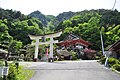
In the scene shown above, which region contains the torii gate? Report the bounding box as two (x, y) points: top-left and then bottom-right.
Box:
(29, 32), (62, 62)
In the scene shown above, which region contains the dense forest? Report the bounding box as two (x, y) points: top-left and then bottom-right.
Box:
(0, 8), (120, 54)
(29, 9), (120, 50)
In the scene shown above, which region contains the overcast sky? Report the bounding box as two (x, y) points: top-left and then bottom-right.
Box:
(0, 0), (119, 16)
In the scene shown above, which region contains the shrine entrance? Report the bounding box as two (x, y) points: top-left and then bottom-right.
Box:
(29, 32), (62, 62)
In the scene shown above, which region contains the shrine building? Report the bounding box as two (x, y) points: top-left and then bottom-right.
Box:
(57, 33), (96, 58)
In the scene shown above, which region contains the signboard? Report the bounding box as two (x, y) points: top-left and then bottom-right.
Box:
(0, 67), (9, 76)
(3, 67), (9, 75)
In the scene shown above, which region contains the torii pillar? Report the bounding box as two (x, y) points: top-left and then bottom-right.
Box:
(29, 32), (62, 62)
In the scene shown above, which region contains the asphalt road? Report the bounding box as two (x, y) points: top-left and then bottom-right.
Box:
(25, 60), (120, 80)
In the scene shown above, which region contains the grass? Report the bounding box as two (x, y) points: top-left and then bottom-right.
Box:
(22, 69), (35, 80)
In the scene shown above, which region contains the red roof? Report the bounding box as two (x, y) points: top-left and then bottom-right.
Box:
(58, 39), (92, 47)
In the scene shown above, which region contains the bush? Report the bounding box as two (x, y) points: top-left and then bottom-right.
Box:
(108, 58), (119, 67)
(7, 62), (34, 80)
(99, 57), (120, 72)
(96, 52), (102, 59)
(7, 63), (24, 80)
(118, 58), (120, 62)
(112, 64), (120, 71)
(99, 56), (106, 64)
(71, 51), (77, 60)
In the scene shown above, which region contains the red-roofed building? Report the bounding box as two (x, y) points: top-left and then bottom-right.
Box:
(57, 33), (96, 59)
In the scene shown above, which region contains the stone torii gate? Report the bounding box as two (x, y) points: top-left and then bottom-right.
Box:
(29, 32), (62, 62)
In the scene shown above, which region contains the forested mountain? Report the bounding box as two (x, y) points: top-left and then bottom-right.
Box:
(29, 11), (75, 30)
(0, 7), (120, 52)
(55, 9), (120, 50)
(29, 11), (48, 26)
(0, 8), (45, 53)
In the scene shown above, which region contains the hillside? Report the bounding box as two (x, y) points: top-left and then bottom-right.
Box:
(0, 7), (120, 51)
(30, 9), (120, 50)
(0, 8), (44, 50)
(29, 11), (75, 29)
(55, 9), (120, 50)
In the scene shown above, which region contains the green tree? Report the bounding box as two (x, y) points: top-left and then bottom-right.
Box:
(8, 40), (23, 54)
(105, 25), (120, 46)
(8, 19), (43, 45)
(0, 20), (13, 49)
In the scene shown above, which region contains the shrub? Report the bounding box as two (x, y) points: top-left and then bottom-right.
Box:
(99, 57), (120, 72)
(96, 52), (102, 59)
(71, 51), (77, 60)
(118, 58), (120, 62)
(7, 63), (23, 80)
(112, 64), (120, 71)
(99, 56), (106, 64)
(7, 62), (34, 80)
(108, 58), (119, 67)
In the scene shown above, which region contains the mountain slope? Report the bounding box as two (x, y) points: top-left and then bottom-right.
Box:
(29, 11), (75, 28)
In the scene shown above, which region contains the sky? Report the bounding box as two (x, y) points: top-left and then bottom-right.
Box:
(0, 0), (120, 16)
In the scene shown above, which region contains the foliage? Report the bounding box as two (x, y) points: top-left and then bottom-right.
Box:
(8, 40), (23, 54)
(29, 10), (48, 26)
(99, 57), (120, 72)
(105, 25), (120, 46)
(8, 18), (43, 45)
(7, 63), (23, 80)
(7, 63), (34, 80)
(99, 9), (120, 31)
(112, 64), (120, 71)
(95, 51), (103, 59)
(119, 58), (120, 62)
(0, 8), (45, 46)
(99, 56), (106, 64)
(54, 9), (120, 50)
(1, 7), (120, 53)
(70, 51), (77, 60)
(0, 20), (13, 49)
(100, 57), (119, 66)
(0, 8), (30, 21)
(108, 58), (119, 67)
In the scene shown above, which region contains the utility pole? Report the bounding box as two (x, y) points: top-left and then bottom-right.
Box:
(100, 29), (105, 56)
(102, 0), (117, 67)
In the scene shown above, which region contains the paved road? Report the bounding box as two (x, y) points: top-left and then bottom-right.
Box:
(25, 60), (120, 80)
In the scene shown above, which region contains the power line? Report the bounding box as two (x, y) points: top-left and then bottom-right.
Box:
(112, 0), (117, 10)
